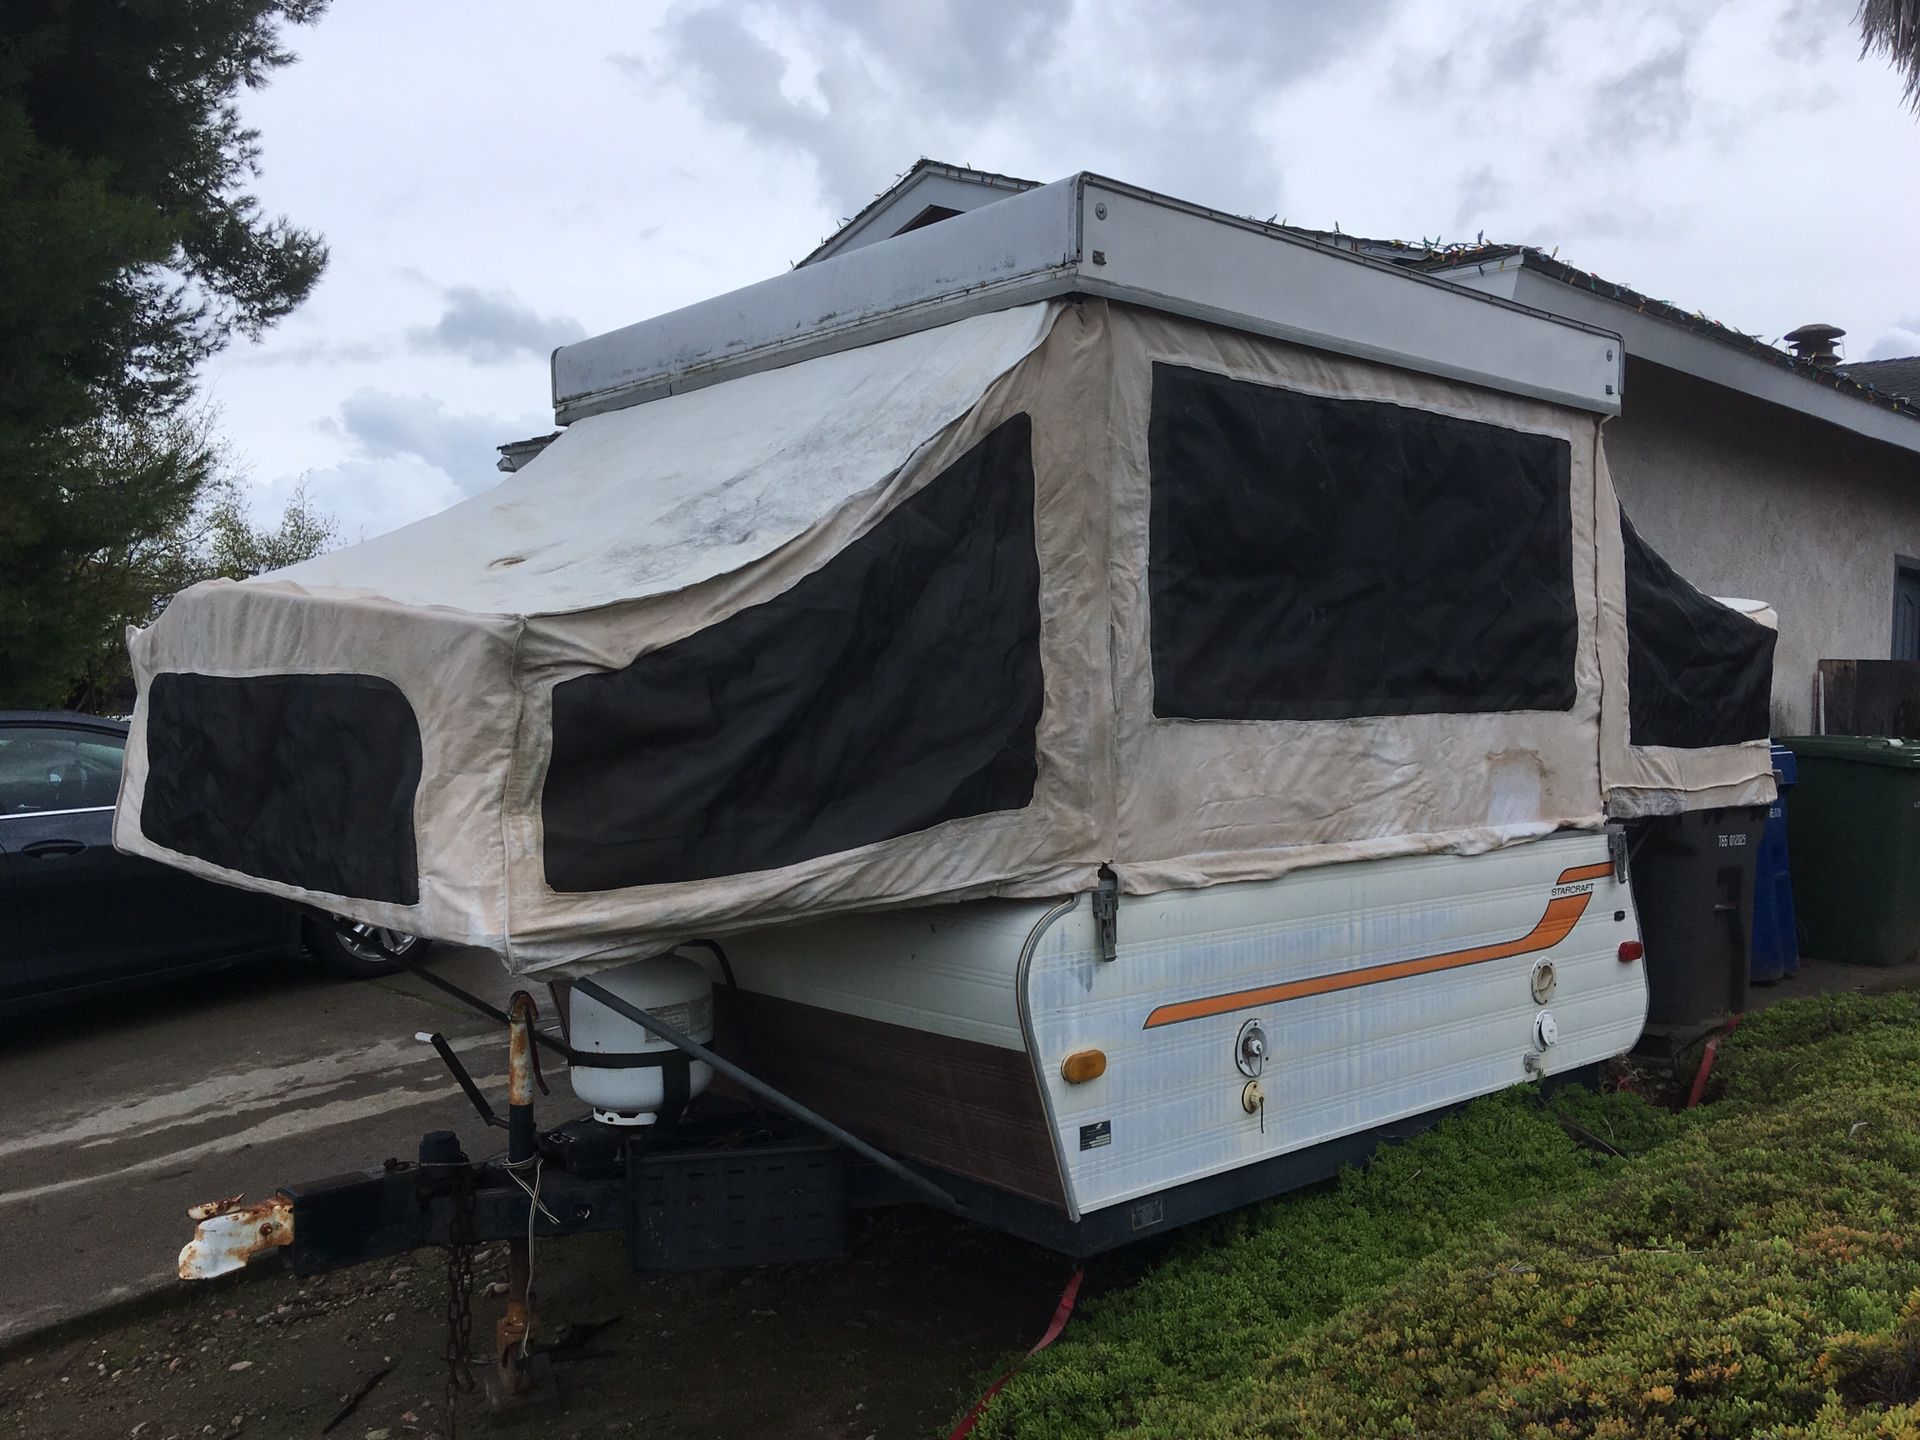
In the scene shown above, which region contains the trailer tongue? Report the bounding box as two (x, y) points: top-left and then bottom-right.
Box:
(177, 954), (961, 1405)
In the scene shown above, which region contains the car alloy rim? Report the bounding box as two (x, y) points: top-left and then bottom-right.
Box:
(335, 920), (423, 964)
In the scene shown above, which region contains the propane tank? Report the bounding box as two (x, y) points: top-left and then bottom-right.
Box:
(568, 953), (714, 1126)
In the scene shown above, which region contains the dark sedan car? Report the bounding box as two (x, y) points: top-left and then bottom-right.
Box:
(0, 711), (428, 1010)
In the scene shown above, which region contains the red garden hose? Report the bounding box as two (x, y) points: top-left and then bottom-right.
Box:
(1686, 1013), (1743, 1108)
(947, 1269), (1084, 1439)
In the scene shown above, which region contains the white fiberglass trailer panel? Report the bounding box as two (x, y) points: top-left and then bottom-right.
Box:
(1029, 831), (1639, 1219)
(716, 830), (1639, 1234)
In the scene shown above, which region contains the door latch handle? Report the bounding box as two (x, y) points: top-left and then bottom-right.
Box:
(21, 839), (85, 858)
(1092, 867), (1120, 961)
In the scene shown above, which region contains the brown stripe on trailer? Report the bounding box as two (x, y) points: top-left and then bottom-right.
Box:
(741, 992), (1066, 1208)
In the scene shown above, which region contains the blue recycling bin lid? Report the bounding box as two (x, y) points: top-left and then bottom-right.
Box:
(1754, 739), (1800, 983)
(1770, 741), (1797, 788)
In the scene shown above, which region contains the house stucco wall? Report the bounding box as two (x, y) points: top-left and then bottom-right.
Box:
(1602, 357), (1920, 734)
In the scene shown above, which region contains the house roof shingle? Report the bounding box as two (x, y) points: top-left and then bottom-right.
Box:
(1842, 357), (1920, 404)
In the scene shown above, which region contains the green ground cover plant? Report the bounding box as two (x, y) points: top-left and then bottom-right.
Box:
(979, 992), (1920, 1439)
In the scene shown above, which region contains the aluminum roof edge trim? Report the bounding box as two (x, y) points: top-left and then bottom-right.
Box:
(554, 268), (1080, 421)
(1075, 176), (1617, 340)
(551, 177), (1082, 419)
(1501, 269), (1920, 458)
(1076, 278), (1620, 417)
(553, 171), (1624, 423)
(1078, 179), (1622, 416)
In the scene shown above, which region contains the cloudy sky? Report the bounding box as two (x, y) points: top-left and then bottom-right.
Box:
(212, 0), (1920, 542)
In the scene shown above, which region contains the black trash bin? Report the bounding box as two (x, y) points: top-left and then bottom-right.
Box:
(1628, 804), (1769, 1054)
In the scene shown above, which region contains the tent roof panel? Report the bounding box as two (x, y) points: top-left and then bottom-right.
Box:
(267, 303), (1058, 618)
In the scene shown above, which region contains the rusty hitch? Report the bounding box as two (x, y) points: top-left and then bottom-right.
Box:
(172, 958), (882, 1366)
(178, 1194), (295, 1280)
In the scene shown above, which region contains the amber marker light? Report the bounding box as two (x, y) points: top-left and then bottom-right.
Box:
(1061, 1049), (1107, 1083)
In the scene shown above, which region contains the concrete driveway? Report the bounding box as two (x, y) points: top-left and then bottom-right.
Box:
(0, 945), (542, 1349)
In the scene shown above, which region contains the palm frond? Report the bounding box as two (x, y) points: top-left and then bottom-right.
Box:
(1859, 0), (1920, 112)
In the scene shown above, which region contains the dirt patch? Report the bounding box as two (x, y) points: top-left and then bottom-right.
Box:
(1753, 950), (1920, 1008)
(0, 1207), (1090, 1440)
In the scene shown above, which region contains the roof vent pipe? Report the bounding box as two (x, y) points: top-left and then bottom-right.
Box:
(1784, 323), (1845, 367)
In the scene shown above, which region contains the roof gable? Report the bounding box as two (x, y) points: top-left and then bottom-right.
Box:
(798, 159), (1038, 266)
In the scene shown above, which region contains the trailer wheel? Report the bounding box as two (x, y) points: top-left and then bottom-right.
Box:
(303, 916), (433, 979)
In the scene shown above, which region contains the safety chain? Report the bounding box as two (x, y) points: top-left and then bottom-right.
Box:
(442, 1167), (477, 1438)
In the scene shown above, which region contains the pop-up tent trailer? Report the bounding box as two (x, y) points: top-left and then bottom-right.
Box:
(145, 173), (1776, 1278)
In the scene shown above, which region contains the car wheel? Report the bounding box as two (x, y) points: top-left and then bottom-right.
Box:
(303, 916), (433, 979)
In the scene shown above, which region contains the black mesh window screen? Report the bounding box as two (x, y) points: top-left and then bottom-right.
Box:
(1148, 364), (1578, 721)
(141, 671), (423, 904)
(543, 413), (1044, 892)
(1621, 510), (1775, 748)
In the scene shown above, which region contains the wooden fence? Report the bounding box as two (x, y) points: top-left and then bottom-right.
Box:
(1816, 660), (1920, 738)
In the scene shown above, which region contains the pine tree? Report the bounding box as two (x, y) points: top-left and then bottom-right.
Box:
(0, 0), (330, 705)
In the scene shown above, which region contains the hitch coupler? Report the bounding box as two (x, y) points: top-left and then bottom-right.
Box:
(178, 1193), (295, 1280)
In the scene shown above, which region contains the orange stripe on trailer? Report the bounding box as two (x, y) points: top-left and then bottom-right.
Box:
(1556, 861), (1614, 884)
(1141, 861), (1612, 1030)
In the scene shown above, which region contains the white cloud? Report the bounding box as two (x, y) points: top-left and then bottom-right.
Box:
(408, 286), (586, 364)
(1866, 319), (1920, 362)
(203, 0), (1920, 547)
(647, 0), (1403, 219)
(247, 458), (471, 547)
(323, 388), (544, 492)
(237, 388), (550, 542)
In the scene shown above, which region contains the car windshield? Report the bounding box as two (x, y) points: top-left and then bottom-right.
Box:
(0, 726), (126, 815)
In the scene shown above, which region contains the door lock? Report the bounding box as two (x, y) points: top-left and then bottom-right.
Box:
(1236, 1019), (1268, 1078)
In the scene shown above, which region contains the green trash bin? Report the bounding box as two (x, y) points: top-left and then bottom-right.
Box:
(1778, 736), (1920, 967)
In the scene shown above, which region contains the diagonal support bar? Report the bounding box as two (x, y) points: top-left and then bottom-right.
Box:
(570, 976), (965, 1217)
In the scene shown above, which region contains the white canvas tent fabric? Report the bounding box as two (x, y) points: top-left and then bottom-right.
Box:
(1592, 453), (1782, 816)
(1104, 309), (1605, 889)
(117, 299), (1776, 973)
(264, 304), (1061, 616)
